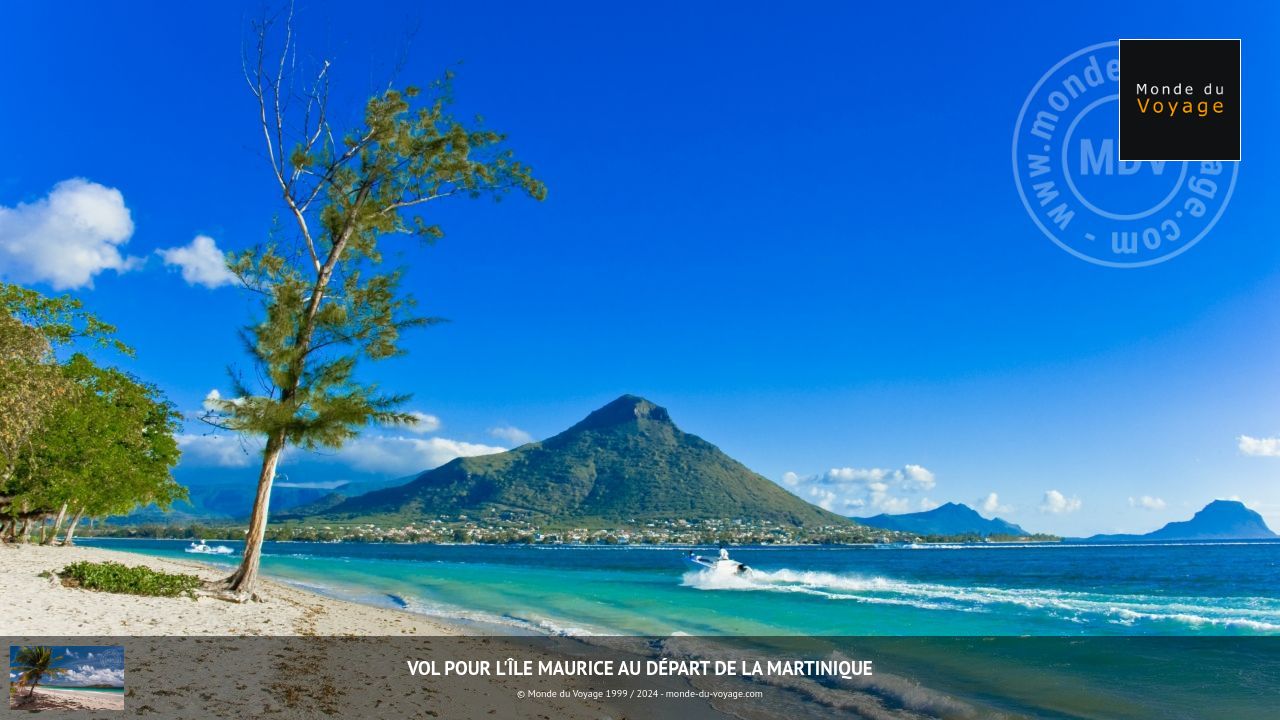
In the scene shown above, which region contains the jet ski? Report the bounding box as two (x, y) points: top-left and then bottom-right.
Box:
(185, 539), (234, 555)
(684, 548), (752, 576)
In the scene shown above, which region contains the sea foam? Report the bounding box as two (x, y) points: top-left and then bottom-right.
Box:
(682, 567), (1280, 633)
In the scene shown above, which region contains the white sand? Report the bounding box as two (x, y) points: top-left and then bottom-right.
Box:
(0, 543), (461, 636)
(0, 543), (718, 718)
(9, 686), (125, 711)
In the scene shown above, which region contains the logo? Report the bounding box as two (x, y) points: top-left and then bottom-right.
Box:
(1119, 39), (1240, 161)
(1012, 42), (1237, 268)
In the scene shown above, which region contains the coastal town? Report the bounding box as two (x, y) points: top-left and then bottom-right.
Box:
(82, 514), (1059, 546)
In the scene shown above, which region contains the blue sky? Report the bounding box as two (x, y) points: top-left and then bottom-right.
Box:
(2, 1), (1278, 535)
(8, 646), (124, 688)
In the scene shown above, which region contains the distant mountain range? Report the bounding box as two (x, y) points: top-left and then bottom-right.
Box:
(131, 397), (1279, 544)
(856, 502), (1029, 537)
(291, 395), (851, 527)
(120, 475), (409, 523)
(1084, 500), (1277, 542)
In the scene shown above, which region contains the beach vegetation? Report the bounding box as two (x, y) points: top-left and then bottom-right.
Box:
(201, 7), (543, 598)
(59, 560), (201, 598)
(17, 356), (185, 545)
(0, 284), (184, 544)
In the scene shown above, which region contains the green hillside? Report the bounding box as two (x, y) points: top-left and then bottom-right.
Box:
(304, 395), (849, 528)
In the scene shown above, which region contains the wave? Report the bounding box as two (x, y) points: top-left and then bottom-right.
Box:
(390, 594), (605, 637)
(682, 567), (1280, 633)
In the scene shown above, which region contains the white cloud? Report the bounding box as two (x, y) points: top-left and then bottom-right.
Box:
(324, 435), (506, 475)
(201, 388), (246, 413)
(62, 664), (124, 688)
(1239, 435), (1280, 457)
(177, 426), (504, 477)
(901, 464), (936, 490)
(978, 492), (1012, 515)
(0, 178), (138, 289)
(488, 425), (534, 445)
(202, 389), (223, 412)
(176, 433), (263, 468)
(157, 234), (235, 288)
(1040, 490), (1082, 514)
(403, 411), (443, 434)
(275, 480), (346, 490)
(782, 464), (938, 515)
(1129, 495), (1167, 510)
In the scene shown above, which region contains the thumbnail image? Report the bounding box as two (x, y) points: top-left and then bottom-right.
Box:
(8, 645), (124, 712)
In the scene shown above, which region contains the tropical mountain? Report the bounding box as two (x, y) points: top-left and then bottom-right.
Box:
(856, 502), (1029, 537)
(1085, 500), (1277, 542)
(296, 395), (851, 527)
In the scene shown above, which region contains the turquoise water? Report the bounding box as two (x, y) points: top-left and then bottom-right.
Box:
(81, 539), (1280, 636)
(40, 686), (125, 694)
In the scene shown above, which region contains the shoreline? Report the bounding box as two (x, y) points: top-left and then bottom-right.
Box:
(0, 544), (727, 718)
(82, 533), (1280, 548)
(78, 534), (1069, 547)
(9, 686), (125, 712)
(0, 543), (467, 636)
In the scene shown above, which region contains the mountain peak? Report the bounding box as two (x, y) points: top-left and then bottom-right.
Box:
(570, 394), (672, 431)
(315, 394), (846, 527)
(1086, 499), (1276, 542)
(857, 502), (1028, 537)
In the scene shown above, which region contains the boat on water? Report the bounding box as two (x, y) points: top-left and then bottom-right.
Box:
(185, 539), (233, 555)
(684, 548), (752, 576)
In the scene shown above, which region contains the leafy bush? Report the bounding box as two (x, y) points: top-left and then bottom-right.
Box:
(58, 561), (200, 598)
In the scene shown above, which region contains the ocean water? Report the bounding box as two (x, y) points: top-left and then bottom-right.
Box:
(72, 539), (1280, 717)
(79, 539), (1280, 637)
(39, 686), (125, 694)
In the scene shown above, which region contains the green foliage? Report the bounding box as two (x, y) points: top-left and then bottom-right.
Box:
(208, 74), (544, 454)
(317, 395), (851, 528)
(0, 312), (67, 476)
(209, 16), (545, 589)
(59, 561), (201, 598)
(6, 354), (185, 523)
(1, 285), (180, 535)
(0, 282), (132, 355)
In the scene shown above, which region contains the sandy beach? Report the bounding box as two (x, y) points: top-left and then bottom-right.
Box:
(9, 686), (126, 711)
(0, 543), (703, 719)
(0, 543), (461, 636)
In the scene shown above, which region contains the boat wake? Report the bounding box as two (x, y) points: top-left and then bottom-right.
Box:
(682, 567), (1280, 633)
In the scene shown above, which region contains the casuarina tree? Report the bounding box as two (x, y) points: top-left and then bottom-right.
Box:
(203, 8), (544, 598)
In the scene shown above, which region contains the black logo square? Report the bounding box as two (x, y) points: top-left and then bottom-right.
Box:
(1119, 39), (1240, 161)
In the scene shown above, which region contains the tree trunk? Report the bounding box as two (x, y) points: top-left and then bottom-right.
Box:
(64, 508), (86, 546)
(19, 517), (31, 543)
(224, 430), (287, 596)
(43, 503), (68, 545)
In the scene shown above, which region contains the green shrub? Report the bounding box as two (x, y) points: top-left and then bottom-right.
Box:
(58, 561), (201, 598)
